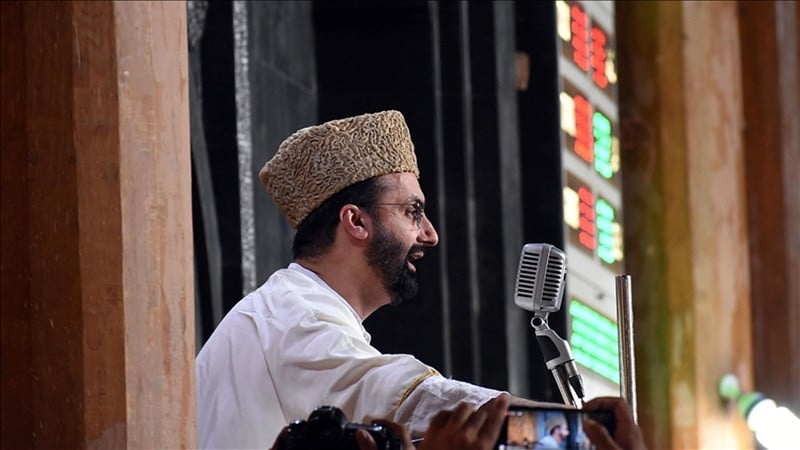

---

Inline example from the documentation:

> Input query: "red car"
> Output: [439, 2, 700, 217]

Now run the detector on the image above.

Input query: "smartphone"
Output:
[494, 405, 616, 450]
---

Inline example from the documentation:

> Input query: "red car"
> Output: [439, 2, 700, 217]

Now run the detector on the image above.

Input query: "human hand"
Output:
[417, 393, 511, 450]
[582, 397, 647, 450]
[354, 418, 415, 450]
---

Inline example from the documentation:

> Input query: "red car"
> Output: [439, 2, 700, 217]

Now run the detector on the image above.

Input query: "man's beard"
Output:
[367, 221, 421, 306]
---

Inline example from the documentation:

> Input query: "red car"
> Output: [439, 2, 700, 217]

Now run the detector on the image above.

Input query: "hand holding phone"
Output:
[581, 397, 647, 450]
[495, 404, 616, 450]
[417, 394, 511, 450]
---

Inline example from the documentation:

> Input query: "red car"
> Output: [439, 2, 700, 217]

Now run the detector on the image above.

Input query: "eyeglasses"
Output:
[375, 200, 426, 229]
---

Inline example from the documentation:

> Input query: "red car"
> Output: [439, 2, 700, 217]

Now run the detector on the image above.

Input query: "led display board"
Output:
[569, 298, 620, 385]
[556, 0, 624, 397]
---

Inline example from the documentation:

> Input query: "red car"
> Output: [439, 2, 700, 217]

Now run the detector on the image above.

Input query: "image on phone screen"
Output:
[495, 406, 615, 450]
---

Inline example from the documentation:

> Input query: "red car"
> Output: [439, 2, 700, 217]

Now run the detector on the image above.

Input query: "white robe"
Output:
[196, 263, 502, 449]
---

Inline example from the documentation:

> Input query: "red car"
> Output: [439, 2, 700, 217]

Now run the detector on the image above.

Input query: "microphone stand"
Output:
[513, 243, 585, 407]
[531, 314, 585, 407]
[615, 275, 638, 423]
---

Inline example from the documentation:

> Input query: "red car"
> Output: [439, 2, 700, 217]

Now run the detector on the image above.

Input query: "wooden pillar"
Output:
[617, 1, 754, 448]
[115, 2, 195, 446]
[0, 1, 194, 448]
[1, 1, 34, 447]
[738, 0, 800, 414]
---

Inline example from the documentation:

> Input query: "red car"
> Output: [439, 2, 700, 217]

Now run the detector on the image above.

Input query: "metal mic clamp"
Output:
[531, 314, 585, 407]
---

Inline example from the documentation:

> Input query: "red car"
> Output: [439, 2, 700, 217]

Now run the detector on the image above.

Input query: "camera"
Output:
[495, 405, 616, 450]
[276, 406, 404, 450]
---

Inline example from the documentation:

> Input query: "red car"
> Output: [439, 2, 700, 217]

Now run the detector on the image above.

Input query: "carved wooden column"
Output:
[617, 2, 754, 448]
[738, 0, 800, 414]
[1, 1, 194, 448]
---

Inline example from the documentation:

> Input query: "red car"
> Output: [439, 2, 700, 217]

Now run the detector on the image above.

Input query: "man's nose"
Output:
[419, 215, 439, 246]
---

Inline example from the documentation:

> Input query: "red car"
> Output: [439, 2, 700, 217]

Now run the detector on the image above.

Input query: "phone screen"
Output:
[494, 406, 615, 450]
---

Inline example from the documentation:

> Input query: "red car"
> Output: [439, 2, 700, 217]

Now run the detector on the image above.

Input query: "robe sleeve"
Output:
[260, 301, 504, 439]
[391, 375, 504, 437]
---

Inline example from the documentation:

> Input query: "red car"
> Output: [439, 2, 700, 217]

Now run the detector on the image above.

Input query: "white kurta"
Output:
[196, 263, 501, 449]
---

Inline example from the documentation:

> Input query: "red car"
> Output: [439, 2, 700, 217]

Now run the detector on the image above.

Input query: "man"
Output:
[535, 414, 569, 449]
[196, 110, 544, 449]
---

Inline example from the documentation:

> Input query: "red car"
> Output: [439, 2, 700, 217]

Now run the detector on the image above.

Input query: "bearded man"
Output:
[535, 415, 570, 449]
[196, 110, 545, 449]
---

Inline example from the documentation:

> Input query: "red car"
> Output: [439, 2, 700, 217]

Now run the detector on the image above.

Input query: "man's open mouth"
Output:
[407, 250, 424, 272]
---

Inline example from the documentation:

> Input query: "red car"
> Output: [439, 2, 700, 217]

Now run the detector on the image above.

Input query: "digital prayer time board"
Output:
[516, 0, 624, 400]
[557, 0, 624, 396]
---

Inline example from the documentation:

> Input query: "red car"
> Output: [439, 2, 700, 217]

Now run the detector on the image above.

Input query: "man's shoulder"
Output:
[258, 265, 332, 302]
[260, 265, 368, 339]
[248, 266, 348, 323]
[198, 268, 320, 351]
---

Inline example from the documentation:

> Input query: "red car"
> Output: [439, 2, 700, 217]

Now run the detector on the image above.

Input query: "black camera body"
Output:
[277, 406, 404, 450]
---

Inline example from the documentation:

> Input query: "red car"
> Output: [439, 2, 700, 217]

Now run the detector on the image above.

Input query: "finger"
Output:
[427, 409, 453, 430]
[582, 396, 613, 411]
[584, 397, 635, 427]
[583, 396, 630, 418]
[477, 394, 511, 442]
[464, 407, 489, 437]
[584, 397, 635, 432]
[355, 429, 378, 450]
[583, 418, 622, 450]
[369, 418, 416, 450]
[448, 402, 477, 429]
[584, 398, 649, 450]
[469, 395, 499, 429]
[467, 397, 495, 427]
[476, 395, 498, 413]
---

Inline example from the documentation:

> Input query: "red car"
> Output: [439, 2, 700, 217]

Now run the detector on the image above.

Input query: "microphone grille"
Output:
[514, 243, 567, 312]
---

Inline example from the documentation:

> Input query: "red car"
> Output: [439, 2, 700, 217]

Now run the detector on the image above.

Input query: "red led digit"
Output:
[579, 200, 596, 221]
[578, 186, 597, 250]
[571, 4, 590, 72]
[579, 216, 596, 235]
[574, 95, 594, 163]
[578, 186, 594, 205]
[579, 230, 597, 250]
[591, 26, 608, 88]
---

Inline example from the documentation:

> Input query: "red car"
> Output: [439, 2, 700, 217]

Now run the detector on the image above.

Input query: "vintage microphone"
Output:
[514, 243, 585, 407]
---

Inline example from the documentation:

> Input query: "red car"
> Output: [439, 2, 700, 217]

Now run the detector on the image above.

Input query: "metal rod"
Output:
[615, 275, 637, 423]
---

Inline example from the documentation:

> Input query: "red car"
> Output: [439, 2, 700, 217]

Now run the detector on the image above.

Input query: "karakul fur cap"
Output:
[259, 110, 419, 229]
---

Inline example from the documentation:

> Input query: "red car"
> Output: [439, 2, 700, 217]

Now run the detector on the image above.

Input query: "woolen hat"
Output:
[259, 110, 419, 229]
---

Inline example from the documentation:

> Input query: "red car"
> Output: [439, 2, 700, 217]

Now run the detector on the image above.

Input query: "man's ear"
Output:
[339, 204, 371, 241]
